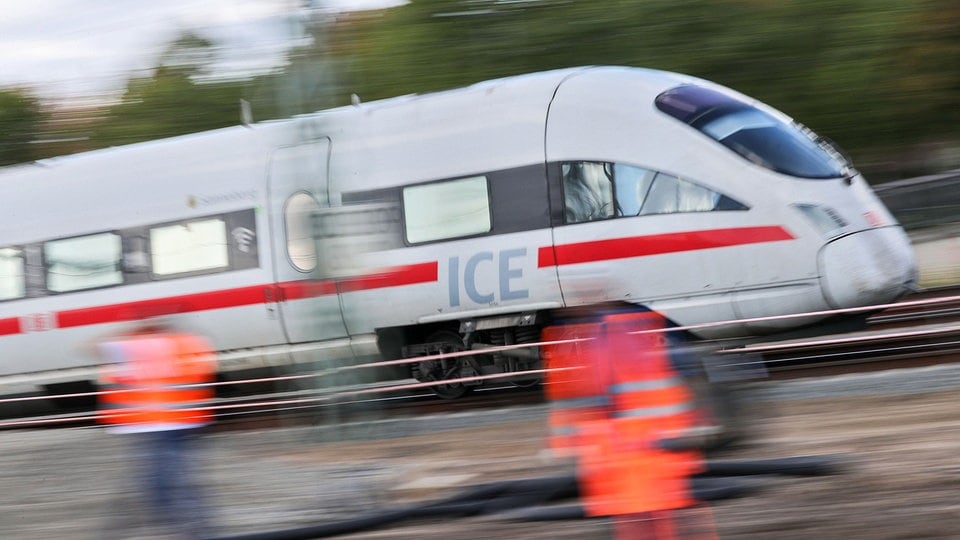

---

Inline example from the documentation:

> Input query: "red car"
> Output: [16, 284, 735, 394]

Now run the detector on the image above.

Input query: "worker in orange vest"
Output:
[546, 311, 718, 539]
[97, 320, 217, 537]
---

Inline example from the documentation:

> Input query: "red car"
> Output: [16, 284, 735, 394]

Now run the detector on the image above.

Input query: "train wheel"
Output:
[413, 330, 474, 400]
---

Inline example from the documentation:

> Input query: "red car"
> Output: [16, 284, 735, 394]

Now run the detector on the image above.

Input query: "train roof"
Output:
[0, 65, 702, 177]
[316, 65, 698, 117]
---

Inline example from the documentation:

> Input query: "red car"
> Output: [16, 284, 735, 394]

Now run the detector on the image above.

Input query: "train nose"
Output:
[819, 227, 918, 309]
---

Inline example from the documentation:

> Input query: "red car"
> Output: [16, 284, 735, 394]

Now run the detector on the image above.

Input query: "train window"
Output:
[612, 164, 657, 216]
[655, 85, 848, 179]
[45, 233, 123, 292]
[562, 162, 615, 223]
[402, 176, 491, 244]
[562, 161, 747, 223]
[150, 219, 229, 276]
[0, 247, 25, 300]
[640, 173, 721, 215]
[285, 192, 319, 272]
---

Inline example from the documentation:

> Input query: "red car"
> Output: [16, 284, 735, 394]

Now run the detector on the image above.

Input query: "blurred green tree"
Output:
[92, 32, 249, 147]
[24, 1, 957, 180]
[337, 0, 959, 180]
[243, 8, 342, 120]
[0, 88, 43, 166]
[884, 0, 960, 153]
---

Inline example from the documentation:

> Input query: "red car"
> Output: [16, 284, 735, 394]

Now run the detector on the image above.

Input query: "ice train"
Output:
[0, 66, 917, 398]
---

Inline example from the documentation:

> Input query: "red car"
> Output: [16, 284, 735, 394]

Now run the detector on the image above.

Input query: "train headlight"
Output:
[793, 203, 848, 238]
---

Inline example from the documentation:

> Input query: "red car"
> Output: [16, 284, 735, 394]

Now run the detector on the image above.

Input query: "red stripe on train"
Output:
[49, 261, 439, 330]
[57, 285, 276, 329]
[0, 318, 21, 336]
[278, 262, 439, 297]
[537, 226, 794, 268]
[339, 261, 439, 293]
[278, 280, 338, 300]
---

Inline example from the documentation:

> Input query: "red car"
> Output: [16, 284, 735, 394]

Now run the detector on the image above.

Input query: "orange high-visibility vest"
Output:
[578, 312, 704, 517]
[98, 333, 217, 428]
[542, 323, 611, 456]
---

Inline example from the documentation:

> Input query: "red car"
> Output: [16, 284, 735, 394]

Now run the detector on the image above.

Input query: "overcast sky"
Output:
[0, 0, 405, 102]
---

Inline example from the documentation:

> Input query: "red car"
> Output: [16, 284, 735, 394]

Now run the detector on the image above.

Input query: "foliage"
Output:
[337, 0, 960, 179]
[242, 22, 344, 120]
[2, 1, 958, 179]
[92, 32, 249, 148]
[0, 89, 42, 167]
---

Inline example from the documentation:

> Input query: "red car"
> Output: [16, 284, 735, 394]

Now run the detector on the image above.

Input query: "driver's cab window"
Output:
[562, 162, 614, 223]
[562, 161, 746, 224]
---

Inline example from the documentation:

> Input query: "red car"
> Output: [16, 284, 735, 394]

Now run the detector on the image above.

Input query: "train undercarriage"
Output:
[398, 312, 545, 399]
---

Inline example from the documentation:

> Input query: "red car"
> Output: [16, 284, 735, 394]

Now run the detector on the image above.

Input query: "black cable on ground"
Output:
[498, 476, 768, 522]
[211, 456, 846, 539]
[702, 455, 849, 476]
[208, 505, 425, 540]
[692, 476, 769, 501]
[209, 475, 578, 540]
[499, 503, 587, 521]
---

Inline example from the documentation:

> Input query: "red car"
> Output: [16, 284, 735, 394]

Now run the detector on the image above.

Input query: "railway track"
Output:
[5, 286, 960, 430]
[866, 285, 960, 328]
[0, 374, 548, 431]
[720, 286, 960, 379]
[207, 381, 546, 432]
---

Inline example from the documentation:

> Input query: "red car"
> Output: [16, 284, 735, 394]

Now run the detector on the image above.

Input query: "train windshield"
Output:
[655, 85, 849, 179]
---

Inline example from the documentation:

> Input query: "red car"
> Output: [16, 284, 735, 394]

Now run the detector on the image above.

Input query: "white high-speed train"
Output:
[0, 66, 916, 399]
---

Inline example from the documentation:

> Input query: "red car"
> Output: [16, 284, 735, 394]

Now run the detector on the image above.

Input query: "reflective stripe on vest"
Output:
[612, 401, 696, 419]
[549, 395, 611, 441]
[550, 395, 611, 411]
[550, 424, 579, 438]
[609, 376, 684, 395]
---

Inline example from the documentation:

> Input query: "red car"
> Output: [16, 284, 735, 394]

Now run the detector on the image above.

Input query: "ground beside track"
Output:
[2, 365, 960, 539]
[911, 224, 960, 288]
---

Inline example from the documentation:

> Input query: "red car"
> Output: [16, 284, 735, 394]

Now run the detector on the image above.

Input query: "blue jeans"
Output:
[134, 428, 210, 536]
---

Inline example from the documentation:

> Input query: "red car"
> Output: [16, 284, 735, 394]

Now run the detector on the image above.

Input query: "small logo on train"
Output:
[188, 189, 258, 208]
[863, 211, 884, 227]
[232, 227, 256, 253]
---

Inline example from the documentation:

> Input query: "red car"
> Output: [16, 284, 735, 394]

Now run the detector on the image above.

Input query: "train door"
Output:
[267, 138, 349, 345]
